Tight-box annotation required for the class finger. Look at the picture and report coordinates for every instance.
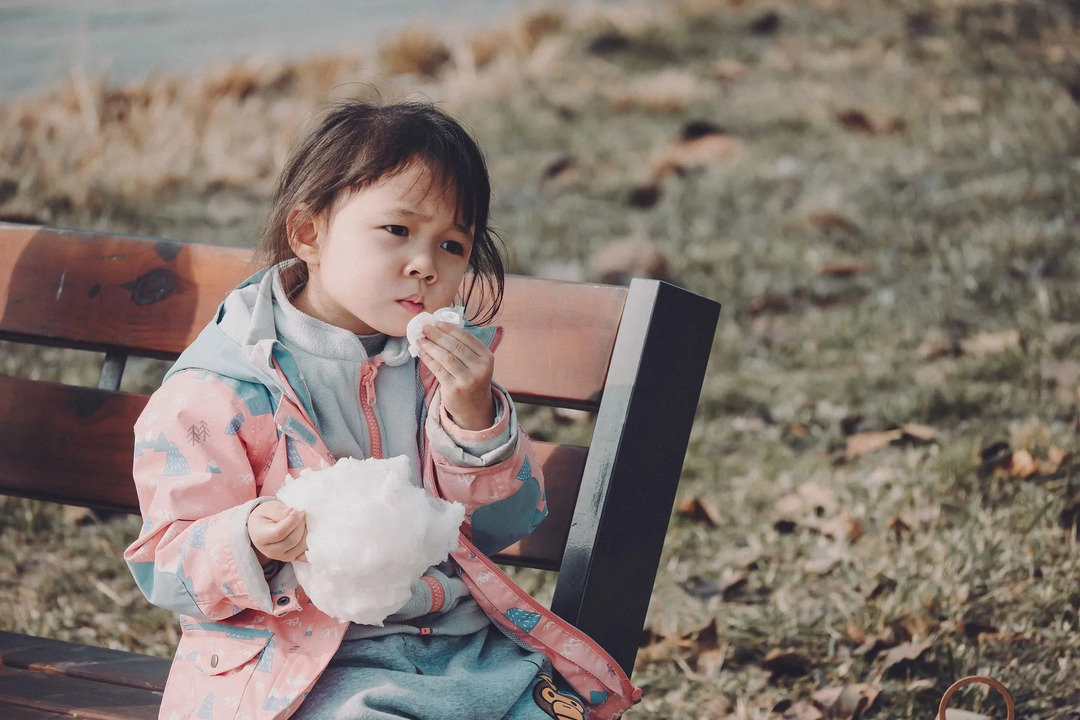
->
[424,323,484,361]
[417,341,458,382]
[260,509,305,544]
[255,500,291,523]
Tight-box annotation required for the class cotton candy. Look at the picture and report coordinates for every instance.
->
[276,455,465,625]
[407,305,465,357]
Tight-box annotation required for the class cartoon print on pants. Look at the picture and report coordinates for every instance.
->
[533,674,586,720]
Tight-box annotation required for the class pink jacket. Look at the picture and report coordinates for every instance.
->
[125,352,550,718]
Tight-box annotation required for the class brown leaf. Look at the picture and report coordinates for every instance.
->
[918,329,956,360]
[812,683,880,720]
[817,261,872,278]
[846,429,904,459]
[712,58,749,81]
[782,700,825,720]
[959,329,1022,357]
[836,109,875,133]
[679,568,748,599]
[540,154,577,184]
[627,183,661,208]
[901,423,939,443]
[588,237,670,285]
[651,132,742,180]
[805,211,862,235]
[880,639,931,672]
[677,496,722,527]
[762,648,813,678]
[943,710,992,720]
[690,619,726,676]
[1008,447,1068,479]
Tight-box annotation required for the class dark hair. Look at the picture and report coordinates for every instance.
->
[259,101,505,324]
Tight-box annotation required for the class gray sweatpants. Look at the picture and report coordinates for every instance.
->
[291,625,564,719]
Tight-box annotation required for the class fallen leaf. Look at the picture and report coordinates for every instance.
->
[1005,447,1067,479]
[762,648,813,678]
[845,425,937,459]
[918,329,956,359]
[817,261,872,277]
[836,109,875,133]
[782,700,825,720]
[679,568,749,599]
[901,423,939,442]
[887,514,912,543]
[959,329,1022,357]
[1060,501,1080,539]
[880,639,931,672]
[749,10,781,35]
[635,629,684,670]
[812,683,880,720]
[588,237,670,285]
[805,211,862,235]
[540,154,577,184]
[627,183,661,208]
[943,710,991,720]
[650,131,742,180]
[677,496,722,526]
[846,429,904,459]
[712,58,748,81]
[689,619,726,676]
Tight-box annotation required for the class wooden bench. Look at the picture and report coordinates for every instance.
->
[0,222,720,719]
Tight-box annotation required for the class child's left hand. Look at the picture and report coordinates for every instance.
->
[416,321,495,431]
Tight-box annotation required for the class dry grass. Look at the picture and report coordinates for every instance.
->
[2,0,1080,717]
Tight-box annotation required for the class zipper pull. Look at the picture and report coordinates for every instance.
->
[361,359,382,406]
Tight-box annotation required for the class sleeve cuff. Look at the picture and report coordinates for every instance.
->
[440,389,510,446]
[428,385,519,467]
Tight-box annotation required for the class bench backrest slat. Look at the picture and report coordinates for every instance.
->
[0,374,583,570]
[0,224,624,410]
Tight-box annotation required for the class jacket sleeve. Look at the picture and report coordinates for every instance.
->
[425,383,548,555]
[124,371,297,620]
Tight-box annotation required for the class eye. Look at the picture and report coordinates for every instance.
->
[384,225,408,237]
[441,240,466,256]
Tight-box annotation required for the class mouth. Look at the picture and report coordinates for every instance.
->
[397,296,425,314]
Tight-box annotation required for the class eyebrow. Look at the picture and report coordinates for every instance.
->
[391,208,472,237]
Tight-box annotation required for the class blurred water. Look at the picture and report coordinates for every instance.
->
[0,0,555,97]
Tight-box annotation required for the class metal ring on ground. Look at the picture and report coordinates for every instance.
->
[937,676,1015,720]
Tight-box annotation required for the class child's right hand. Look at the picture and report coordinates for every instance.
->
[248,500,307,564]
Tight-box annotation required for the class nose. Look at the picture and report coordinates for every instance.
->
[406,249,437,283]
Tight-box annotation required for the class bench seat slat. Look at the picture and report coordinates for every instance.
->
[0,632,169,693]
[0,223,625,410]
[0,667,161,720]
[0,700,72,719]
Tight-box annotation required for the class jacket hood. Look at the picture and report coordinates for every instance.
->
[166,264,319,419]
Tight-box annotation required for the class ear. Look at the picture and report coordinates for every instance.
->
[286,206,322,265]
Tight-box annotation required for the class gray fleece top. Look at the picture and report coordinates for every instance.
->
[268,270,512,641]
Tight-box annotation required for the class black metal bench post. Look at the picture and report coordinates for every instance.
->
[550,278,721,675]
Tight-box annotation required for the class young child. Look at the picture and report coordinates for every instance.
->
[125,101,637,719]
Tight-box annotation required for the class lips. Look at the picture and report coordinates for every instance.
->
[398,297,424,314]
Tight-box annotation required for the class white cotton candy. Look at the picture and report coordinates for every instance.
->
[407,305,465,357]
[276,455,465,626]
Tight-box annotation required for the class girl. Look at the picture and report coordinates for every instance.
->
[125,101,637,719]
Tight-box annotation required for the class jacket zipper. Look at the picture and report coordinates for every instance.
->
[455,534,630,698]
[359,359,384,459]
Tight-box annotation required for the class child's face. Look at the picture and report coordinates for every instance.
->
[289,163,474,336]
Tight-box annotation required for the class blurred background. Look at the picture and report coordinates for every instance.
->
[1,1,1079,718]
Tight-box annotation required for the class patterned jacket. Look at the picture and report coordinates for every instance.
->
[124,268,547,719]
